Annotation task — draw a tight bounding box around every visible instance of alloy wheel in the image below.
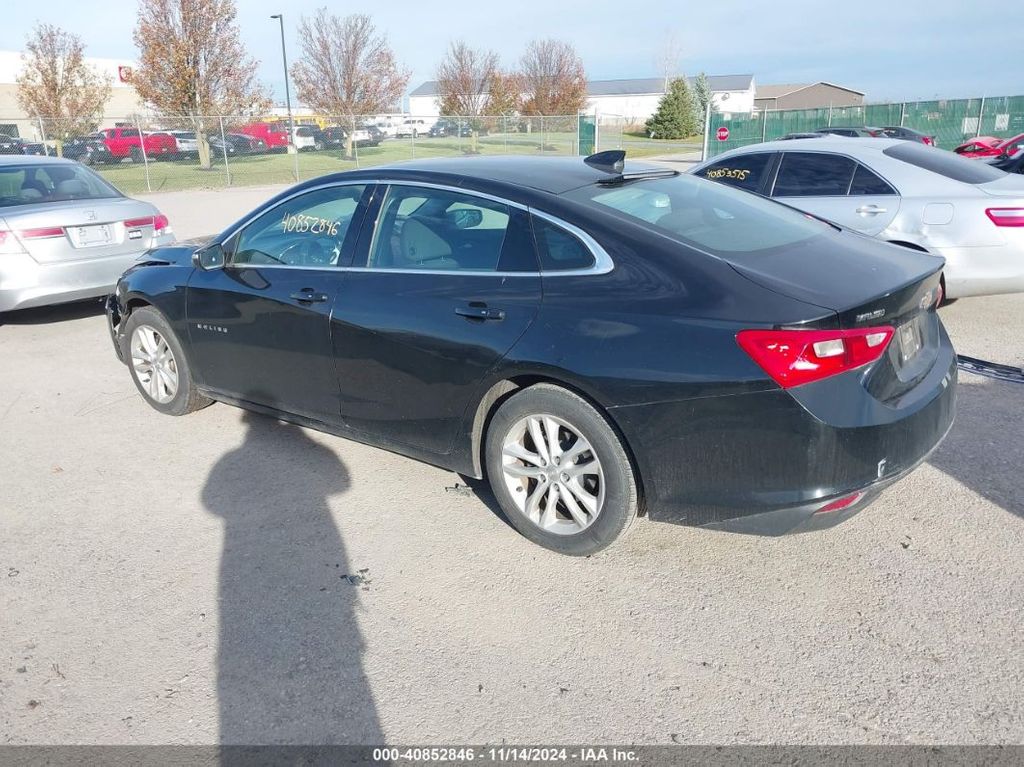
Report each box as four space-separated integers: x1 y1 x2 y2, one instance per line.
130 325 179 404
500 413 605 535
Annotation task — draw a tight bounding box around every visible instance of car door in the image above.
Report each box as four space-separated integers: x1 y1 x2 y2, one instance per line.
330 182 542 455
186 182 370 421
770 151 899 235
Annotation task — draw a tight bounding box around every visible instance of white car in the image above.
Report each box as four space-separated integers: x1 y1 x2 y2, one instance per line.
692 138 1024 299
166 130 199 156
374 120 399 138
395 119 431 138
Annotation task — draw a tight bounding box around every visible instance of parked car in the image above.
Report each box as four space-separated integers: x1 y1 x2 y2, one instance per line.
321 126 382 149
0 136 51 156
778 132 826 141
878 126 936 146
98 127 177 162
105 152 955 555
954 136 1003 157
63 135 114 165
692 137 1024 299
395 118 431 138
428 118 484 138
235 122 290 151
0 156 173 313
208 133 267 155
167 130 200 158
813 127 884 138
988 148 1024 175
291 125 327 151
373 119 399 138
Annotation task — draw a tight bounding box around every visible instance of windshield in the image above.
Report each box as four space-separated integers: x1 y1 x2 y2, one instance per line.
565 173 828 255
0 163 122 208
883 142 1005 184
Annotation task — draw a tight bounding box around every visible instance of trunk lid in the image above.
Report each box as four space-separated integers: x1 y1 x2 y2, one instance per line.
726 229 945 401
978 173 1024 197
2 197 162 263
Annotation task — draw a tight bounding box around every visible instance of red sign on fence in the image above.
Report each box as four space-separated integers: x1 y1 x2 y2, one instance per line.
716 126 730 141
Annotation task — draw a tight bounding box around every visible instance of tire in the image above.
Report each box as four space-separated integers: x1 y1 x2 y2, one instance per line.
123 306 212 416
129 146 143 163
484 384 638 556
314 140 325 151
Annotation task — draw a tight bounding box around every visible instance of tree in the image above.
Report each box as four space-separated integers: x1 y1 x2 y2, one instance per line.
133 0 270 169
436 41 497 117
645 77 700 140
655 32 682 92
291 10 409 159
484 70 523 116
16 23 112 155
693 72 712 119
519 39 586 116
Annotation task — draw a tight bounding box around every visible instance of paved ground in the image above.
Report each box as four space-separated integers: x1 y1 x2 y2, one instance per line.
1 187 1023 745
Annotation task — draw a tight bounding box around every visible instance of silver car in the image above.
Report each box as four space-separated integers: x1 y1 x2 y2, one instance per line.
0 156 172 312
691 138 1024 299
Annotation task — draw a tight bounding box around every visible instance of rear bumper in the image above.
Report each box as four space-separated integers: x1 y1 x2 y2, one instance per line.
939 242 1024 298
611 333 957 532
0 251 149 313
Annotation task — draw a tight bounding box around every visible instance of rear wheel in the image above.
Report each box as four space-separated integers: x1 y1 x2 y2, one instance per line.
129 146 143 163
124 306 212 416
485 384 638 556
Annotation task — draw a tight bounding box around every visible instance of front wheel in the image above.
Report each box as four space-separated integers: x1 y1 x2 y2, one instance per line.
124 306 212 416
485 384 638 556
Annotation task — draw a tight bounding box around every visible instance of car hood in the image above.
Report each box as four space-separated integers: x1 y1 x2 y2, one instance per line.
137 236 215 266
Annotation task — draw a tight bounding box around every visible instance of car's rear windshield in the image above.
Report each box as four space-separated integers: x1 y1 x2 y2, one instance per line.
0 163 122 208
564 173 828 256
883 142 1005 184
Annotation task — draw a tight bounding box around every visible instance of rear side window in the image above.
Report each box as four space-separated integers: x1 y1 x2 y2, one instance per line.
699 153 773 193
532 217 595 271
849 164 897 195
884 142 1005 184
773 152 856 197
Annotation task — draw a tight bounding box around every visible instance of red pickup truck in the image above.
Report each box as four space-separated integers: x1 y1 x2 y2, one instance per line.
235 122 290 150
99 127 177 162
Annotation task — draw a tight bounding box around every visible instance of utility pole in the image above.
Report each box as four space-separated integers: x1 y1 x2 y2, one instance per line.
270 14 296 155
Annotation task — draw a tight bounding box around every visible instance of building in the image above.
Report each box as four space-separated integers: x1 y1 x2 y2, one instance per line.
753 82 864 112
407 74 756 122
0 50 143 140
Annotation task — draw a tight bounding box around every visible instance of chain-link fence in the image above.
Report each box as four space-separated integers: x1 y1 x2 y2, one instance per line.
3 113 595 196
706 94 1024 158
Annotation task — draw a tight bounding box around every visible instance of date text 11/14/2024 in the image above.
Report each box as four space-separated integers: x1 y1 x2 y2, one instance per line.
371 747 640 763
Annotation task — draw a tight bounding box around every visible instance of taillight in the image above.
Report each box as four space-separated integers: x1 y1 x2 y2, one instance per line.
923 136 934 146
817 492 865 514
20 226 65 239
985 208 1024 227
736 326 895 389
125 214 170 234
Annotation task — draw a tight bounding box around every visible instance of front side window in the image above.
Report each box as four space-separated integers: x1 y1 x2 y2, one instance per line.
699 153 773 193
364 185 535 272
232 185 367 267
773 152 857 197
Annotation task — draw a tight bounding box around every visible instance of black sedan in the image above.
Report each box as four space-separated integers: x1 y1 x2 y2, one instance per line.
0 136 50 156
105 152 956 555
208 132 267 155
63 135 114 165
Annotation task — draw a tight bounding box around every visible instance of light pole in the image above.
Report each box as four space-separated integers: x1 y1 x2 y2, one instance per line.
270 13 295 154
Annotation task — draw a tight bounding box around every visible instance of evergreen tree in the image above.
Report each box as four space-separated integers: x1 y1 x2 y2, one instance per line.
645 77 700 139
693 72 712 118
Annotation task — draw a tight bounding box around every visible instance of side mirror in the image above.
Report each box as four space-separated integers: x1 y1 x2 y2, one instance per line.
446 208 483 229
194 243 226 270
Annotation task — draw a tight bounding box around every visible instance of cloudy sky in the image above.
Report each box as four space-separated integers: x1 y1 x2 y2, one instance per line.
5 0 1016 104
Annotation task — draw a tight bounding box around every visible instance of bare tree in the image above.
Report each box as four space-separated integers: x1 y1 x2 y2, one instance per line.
519 39 587 116
133 0 270 169
436 41 498 151
291 10 410 158
656 32 683 92
16 23 112 155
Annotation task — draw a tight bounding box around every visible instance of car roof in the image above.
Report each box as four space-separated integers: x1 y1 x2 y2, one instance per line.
0 155 79 168
317 155 666 195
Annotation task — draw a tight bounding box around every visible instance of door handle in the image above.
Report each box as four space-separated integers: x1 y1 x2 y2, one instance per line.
290 288 329 303
455 304 505 321
855 205 887 215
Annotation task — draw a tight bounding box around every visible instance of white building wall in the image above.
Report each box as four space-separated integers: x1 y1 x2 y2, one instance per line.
408 95 441 117
584 93 662 122
711 89 755 115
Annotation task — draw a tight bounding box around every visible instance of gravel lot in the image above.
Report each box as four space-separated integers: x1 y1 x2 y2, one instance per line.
1 186 1023 745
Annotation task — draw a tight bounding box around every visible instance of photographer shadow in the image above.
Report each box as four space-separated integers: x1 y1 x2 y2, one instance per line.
202 405 383 746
